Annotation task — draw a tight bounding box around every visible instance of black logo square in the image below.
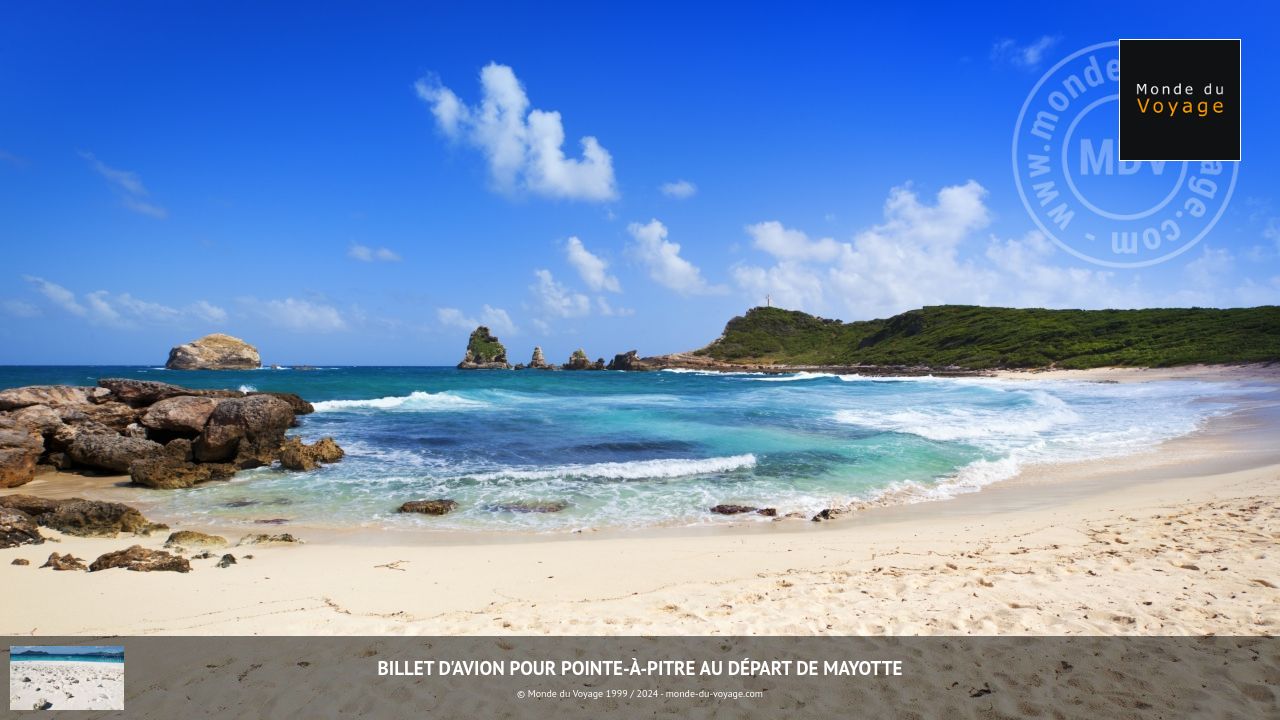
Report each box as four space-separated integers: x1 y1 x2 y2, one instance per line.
1119 39 1240 161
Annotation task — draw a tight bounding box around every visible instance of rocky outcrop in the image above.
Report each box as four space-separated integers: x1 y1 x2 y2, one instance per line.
97 378 241 407
39 499 164 537
141 396 221 435
0 385 110 411
193 395 295 467
398 499 458 515
164 530 227 548
90 545 191 573
250 391 314 417
0 507 43 548
563 349 592 370
41 552 87 571
68 433 163 472
165 333 261 370
129 456 237 489
457 326 512 369
278 436 344 471
528 346 552 369
0 422 44 488
606 350 653 371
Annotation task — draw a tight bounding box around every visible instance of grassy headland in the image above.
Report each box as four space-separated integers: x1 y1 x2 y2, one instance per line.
691 305 1280 369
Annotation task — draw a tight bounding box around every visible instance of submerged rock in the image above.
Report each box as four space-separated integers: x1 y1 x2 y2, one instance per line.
0 507 43 548
89 545 191 573
398 499 458 515
278 436 344 471
41 552 87 571
458 326 511 369
485 500 569 514
710 504 777 516
164 530 227 548
165 333 261 370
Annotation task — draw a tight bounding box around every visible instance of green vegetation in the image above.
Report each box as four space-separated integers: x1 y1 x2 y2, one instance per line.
464 326 508 364
694 305 1280 369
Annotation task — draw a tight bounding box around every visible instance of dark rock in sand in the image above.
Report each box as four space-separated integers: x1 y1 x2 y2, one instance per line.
11 557 30 565
90 545 191 573
164 530 227 548
165 333 261 370
41 552 87 571
0 507 43 548
141 396 221 435
485 500 569 514
97 378 242 407
238 533 299 545
278 436 344 471
217 553 237 568
67 433 163 472
129 455 236 489
811 508 843 522
398 499 458 515
193 395 295 467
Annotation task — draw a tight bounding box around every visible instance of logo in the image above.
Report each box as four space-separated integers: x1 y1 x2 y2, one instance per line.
1013 41 1237 268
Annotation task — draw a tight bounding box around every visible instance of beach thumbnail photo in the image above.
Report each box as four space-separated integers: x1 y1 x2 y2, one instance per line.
9 646 125 712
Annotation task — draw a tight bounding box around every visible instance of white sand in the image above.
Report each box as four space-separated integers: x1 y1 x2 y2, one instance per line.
1 365 1277 637
8 660 124 711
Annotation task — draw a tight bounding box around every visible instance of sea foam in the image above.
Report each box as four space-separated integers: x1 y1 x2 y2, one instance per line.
312 391 487 412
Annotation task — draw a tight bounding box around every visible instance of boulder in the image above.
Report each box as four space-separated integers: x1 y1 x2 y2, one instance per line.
278 436 344 471
528 346 552 369
811 508 844 522
129 456 236 489
89 545 191 573
97 378 242 407
457 326 511 369
11 558 29 565
8 404 64 435
141 396 221 435
38 498 163 537
49 419 114 453
398 499 458 515
0 507 43 548
165 333 261 370
484 500 569 514
0 385 109 411
67 433 163 472
592 358 606 370
41 552 87 571
0 425 44 488
55 401 141 432
164 530 227 548
710 504 758 515
248 391 314 417
563 349 592 370
0 494 62 516
606 350 651 371
193 395 295 467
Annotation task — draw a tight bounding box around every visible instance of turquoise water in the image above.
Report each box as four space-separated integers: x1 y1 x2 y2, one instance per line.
0 366 1255 532
10 646 124 663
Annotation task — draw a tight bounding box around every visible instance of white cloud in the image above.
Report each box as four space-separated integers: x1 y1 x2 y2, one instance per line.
627 219 724 296
255 298 346 333
348 243 402 262
660 180 697 199
21 275 227 327
530 269 591 318
436 305 518 335
564 236 620 292
80 151 168 218
416 63 617 201
745 221 842 262
1 299 40 318
595 296 634 317
991 36 1059 68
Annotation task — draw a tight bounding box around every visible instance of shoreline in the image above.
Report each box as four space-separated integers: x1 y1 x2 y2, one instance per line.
1 366 1277 635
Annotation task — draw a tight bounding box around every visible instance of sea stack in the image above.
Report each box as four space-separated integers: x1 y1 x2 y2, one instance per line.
165 334 260 370
457 327 512 369
528 346 552 369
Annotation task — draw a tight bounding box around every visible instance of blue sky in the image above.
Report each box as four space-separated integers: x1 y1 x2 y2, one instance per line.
1 2 1276 365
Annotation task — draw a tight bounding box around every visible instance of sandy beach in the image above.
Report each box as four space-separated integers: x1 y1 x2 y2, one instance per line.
1 366 1278 637
8 660 124 711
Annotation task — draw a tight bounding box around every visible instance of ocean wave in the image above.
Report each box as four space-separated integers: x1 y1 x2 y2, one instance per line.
312 391 487 412
461 454 758 482
660 368 766 376
238 384 257 393
831 390 1080 443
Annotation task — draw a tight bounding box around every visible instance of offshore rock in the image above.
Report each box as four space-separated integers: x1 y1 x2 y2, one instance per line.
278 436 344 471
528 346 552 369
606 350 651 371
563 349 592 370
165 333 261 370
457 326 511 369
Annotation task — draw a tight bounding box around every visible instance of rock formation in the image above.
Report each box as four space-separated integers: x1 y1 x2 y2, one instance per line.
41 552 87 571
457 326 512 369
164 530 227 548
0 378 338 489
528 346 552 369
0 507 43 548
89 545 191 573
278 436 344 471
606 350 653 371
0 495 165 537
563 349 592 370
165 333 261 370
